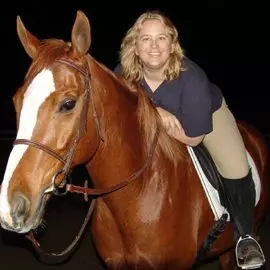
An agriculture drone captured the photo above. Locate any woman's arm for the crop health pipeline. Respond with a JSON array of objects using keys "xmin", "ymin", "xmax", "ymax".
[{"xmin": 156, "ymin": 107, "xmax": 204, "ymax": 147}]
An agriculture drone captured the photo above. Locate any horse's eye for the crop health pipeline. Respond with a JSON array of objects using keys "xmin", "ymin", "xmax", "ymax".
[{"xmin": 59, "ymin": 99, "xmax": 76, "ymax": 113}]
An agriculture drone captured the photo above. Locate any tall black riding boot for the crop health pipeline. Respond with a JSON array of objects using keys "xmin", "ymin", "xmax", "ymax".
[{"xmin": 222, "ymin": 169, "xmax": 265, "ymax": 269}]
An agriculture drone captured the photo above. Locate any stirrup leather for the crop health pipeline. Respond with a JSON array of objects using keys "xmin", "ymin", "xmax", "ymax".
[{"xmin": 236, "ymin": 235, "xmax": 266, "ymax": 269}]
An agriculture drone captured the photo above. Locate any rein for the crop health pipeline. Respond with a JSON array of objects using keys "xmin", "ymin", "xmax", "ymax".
[{"xmin": 10, "ymin": 58, "xmax": 159, "ymax": 262}]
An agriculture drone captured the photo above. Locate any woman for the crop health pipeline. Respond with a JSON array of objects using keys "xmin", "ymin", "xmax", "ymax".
[{"xmin": 114, "ymin": 10, "xmax": 265, "ymax": 269}]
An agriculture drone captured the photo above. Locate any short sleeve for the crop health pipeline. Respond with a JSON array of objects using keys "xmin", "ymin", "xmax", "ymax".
[{"xmin": 180, "ymin": 74, "xmax": 213, "ymax": 137}]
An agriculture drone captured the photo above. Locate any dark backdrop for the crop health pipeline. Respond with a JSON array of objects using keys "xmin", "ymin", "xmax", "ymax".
[
  {"xmin": 0, "ymin": 2, "xmax": 268, "ymax": 135},
  {"xmin": 0, "ymin": 2, "xmax": 269, "ymax": 270}
]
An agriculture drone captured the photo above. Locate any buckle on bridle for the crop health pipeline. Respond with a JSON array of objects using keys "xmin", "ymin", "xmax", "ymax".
[{"xmin": 52, "ymin": 169, "xmax": 72, "ymax": 196}]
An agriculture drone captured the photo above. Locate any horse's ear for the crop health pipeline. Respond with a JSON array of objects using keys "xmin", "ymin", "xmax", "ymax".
[
  {"xmin": 71, "ymin": 10, "xmax": 91, "ymax": 57},
  {"xmin": 16, "ymin": 16, "xmax": 40, "ymax": 59}
]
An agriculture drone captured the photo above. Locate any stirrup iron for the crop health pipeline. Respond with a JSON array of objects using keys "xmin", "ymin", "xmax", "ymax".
[{"xmin": 236, "ymin": 235, "xmax": 266, "ymax": 269}]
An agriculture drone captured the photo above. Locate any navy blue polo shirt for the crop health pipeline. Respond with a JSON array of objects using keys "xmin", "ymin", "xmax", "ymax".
[{"xmin": 114, "ymin": 57, "xmax": 223, "ymax": 137}]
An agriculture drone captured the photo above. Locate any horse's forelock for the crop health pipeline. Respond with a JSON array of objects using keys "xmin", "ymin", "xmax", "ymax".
[{"xmin": 24, "ymin": 40, "xmax": 74, "ymax": 81}]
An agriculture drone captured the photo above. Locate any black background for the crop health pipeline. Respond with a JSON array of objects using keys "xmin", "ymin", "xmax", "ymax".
[
  {"xmin": 0, "ymin": 2, "xmax": 269, "ymax": 269},
  {"xmin": 0, "ymin": 1, "xmax": 268, "ymax": 136}
]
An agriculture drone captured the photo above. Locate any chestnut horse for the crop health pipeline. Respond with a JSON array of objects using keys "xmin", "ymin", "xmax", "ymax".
[{"xmin": 0, "ymin": 10, "xmax": 269, "ymax": 269}]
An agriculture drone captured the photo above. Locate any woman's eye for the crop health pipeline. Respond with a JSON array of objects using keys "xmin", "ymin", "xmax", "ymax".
[
  {"xmin": 142, "ymin": 37, "xmax": 151, "ymax": 42},
  {"xmin": 59, "ymin": 99, "xmax": 76, "ymax": 113},
  {"xmin": 159, "ymin": 36, "xmax": 165, "ymax": 40}
]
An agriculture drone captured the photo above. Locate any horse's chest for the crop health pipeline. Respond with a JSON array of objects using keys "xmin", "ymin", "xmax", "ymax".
[{"xmin": 91, "ymin": 197, "xmax": 197, "ymax": 269}]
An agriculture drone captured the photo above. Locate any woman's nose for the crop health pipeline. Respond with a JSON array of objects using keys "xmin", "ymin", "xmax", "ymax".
[{"xmin": 151, "ymin": 40, "xmax": 157, "ymax": 48}]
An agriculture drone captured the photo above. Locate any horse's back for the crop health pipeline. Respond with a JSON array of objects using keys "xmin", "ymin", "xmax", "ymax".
[
  {"xmin": 237, "ymin": 121, "xmax": 269, "ymax": 226},
  {"xmin": 238, "ymin": 121, "xmax": 268, "ymax": 170}
]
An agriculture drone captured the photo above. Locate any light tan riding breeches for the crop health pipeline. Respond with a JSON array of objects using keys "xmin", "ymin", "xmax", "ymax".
[{"xmin": 203, "ymin": 98, "xmax": 250, "ymax": 179}]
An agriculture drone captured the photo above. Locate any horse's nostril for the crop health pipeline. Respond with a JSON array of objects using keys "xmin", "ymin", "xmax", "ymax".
[{"xmin": 11, "ymin": 192, "xmax": 30, "ymax": 226}]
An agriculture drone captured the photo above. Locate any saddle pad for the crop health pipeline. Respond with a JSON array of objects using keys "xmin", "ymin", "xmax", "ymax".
[{"xmin": 187, "ymin": 146, "xmax": 261, "ymax": 221}]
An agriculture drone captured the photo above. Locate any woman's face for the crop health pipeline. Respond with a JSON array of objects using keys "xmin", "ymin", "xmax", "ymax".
[{"xmin": 135, "ymin": 19, "xmax": 174, "ymax": 71}]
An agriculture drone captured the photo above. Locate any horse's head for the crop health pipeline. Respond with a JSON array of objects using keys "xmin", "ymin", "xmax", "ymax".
[{"xmin": 0, "ymin": 11, "xmax": 100, "ymax": 233}]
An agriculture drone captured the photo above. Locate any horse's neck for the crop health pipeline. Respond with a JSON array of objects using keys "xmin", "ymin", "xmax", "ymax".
[{"xmin": 87, "ymin": 63, "xmax": 147, "ymax": 192}]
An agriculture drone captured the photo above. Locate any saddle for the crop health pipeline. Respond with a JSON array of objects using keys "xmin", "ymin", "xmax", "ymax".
[{"xmin": 192, "ymin": 144, "xmax": 227, "ymax": 207}]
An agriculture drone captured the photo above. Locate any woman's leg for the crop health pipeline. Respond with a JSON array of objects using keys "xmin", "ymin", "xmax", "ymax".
[
  {"xmin": 203, "ymin": 99, "xmax": 265, "ymax": 269},
  {"xmin": 203, "ymin": 99, "xmax": 249, "ymax": 179}
]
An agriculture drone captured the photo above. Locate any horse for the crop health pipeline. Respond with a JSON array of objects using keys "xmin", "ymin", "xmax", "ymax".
[{"xmin": 0, "ymin": 10, "xmax": 269, "ymax": 269}]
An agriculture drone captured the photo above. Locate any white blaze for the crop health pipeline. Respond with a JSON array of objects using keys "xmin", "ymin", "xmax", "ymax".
[{"xmin": 0, "ymin": 69, "xmax": 55, "ymax": 224}]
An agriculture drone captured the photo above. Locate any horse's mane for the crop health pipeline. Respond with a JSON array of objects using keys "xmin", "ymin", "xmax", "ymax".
[
  {"xmin": 24, "ymin": 39, "xmax": 186, "ymax": 163},
  {"xmin": 135, "ymin": 82, "xmax": 186, "ymax": 163}
]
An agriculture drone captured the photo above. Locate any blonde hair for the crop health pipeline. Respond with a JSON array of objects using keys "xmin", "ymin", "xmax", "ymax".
[{"xmin": 119, "ymin": 10, "xmax": 186, "ymax": 83}]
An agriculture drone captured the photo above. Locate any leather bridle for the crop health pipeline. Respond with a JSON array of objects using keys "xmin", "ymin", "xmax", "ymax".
[
  {"xmin": 14, "ymin": 58, "xmax": 103, "ymax": 197},
  {"xmin": 9, "ymin": 58, "xmax": 159, "ymax": 262}
]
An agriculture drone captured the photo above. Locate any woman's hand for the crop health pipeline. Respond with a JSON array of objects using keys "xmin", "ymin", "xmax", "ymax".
[{"xmin": 156, "ymin": 107, "xmax": 183, "ymax": 136}]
